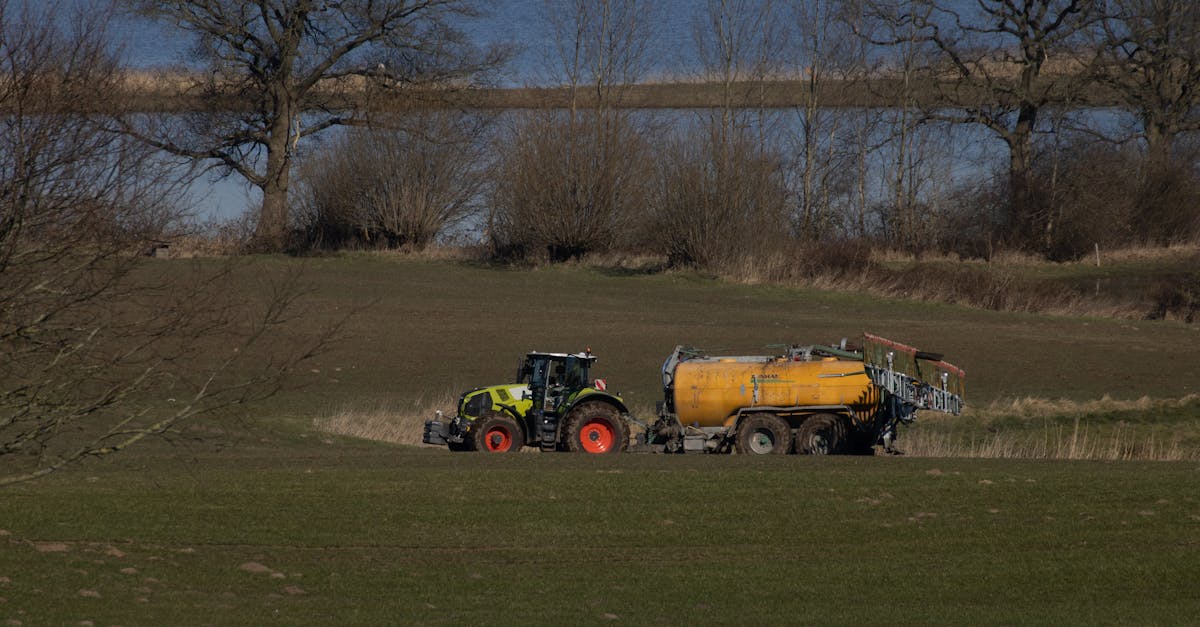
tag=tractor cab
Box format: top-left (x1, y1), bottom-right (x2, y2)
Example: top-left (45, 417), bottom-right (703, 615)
top-left (517, 352), bottom-right (596, 409)
top-left (516, 350), bottom-right (595, 396)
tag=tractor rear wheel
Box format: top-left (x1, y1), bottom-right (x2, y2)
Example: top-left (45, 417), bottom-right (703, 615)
top-left (735, 414), bottom-right (792, 454)
top-left (563, 402), bottom-right (628, 454)
top-left (471, 413), bottom-right (524, 453)
top-left (794, 413), bottom-right (846, 455)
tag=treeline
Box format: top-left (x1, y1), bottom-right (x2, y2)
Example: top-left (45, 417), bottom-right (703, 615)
top-left (289, 0), bottom-right (1200, 264)
top-left (3, 1), bottom-right (1199, 265)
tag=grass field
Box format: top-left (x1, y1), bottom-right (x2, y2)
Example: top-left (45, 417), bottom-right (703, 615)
top-left (3, 253), bottom-right (1199, 624)
top-left (245, 253), bottom-right (1200, 411)
top-left (4, 446), bottom-right (1199, 624)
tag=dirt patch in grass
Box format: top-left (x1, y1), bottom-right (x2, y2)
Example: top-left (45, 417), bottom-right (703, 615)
top-left (31, 543), bottom-right (70, 553)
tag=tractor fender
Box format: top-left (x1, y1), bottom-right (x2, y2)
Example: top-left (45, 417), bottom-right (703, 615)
top-left (494, 403), bottom-right (524, 421)
top-left (565, 391), bottom-right (629, 416)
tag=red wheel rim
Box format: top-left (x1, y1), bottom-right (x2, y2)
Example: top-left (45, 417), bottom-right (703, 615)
top-left (579, 419), bottom-right (616, 453)
top-left (484, 425), bottom-right (512, 452)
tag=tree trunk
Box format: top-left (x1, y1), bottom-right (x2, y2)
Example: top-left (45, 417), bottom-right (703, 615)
top-left (252, 107), bottom-right (295, 252)
top-left (1008, 104), bottom-right (1037, 248)
top-left (1144, 118), bottom-right (1174, 168)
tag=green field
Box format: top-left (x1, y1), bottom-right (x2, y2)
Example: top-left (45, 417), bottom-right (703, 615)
top-left (5, 448), bottom-right (1199, 624)
top-left (3, 254), bottom-right (1199, 624)
top-left (246, 254), bottom-right (1200, 411)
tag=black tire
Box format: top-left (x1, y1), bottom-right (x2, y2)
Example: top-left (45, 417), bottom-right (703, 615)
top-left (844, 431), bottom-right (877, 456)
top-left (563, 402), bottom-right (628, 454)
top-left (735, 414), bottom-right (792, 455)
top-left (470, 412), bottom-right (524, 453)
top-left (794, 413), bottom-right (846, 455)
top-left (447, 440), bottom-right (475, 452)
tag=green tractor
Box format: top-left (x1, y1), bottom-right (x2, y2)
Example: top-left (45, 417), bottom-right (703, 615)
top-left (423, 351), bottom-right (631, 453)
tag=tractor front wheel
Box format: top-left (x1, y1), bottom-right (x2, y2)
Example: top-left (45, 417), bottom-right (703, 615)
top-left (471, 413), bottom-right (524, 453)
top-left (794, 413), bottom-right (846, 455)
top-left (564, 402), bottom-right (628, 454)
top-left (735, 414), bottom-right (792, 454)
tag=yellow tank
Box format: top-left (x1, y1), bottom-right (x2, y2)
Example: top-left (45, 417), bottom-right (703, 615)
top-left (671, 356), bottom-right (880, 428)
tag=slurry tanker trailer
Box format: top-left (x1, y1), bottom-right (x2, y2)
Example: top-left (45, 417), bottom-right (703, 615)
top-left (423, 334), bottom-right (965, 455)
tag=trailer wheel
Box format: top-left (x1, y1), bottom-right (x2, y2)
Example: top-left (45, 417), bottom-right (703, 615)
top-left (471, 413), bottom-right (524, 453)
top-left (735, 414), bottom-right (791, 455)
top-left (564, 402), bottom-right (628, 454)
top-left (795, 413), bottom-right (845, 455)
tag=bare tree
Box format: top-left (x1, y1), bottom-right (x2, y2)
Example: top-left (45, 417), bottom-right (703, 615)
top-left (545, 0), bottom-right (654, 118)
top-left (489, 112), bottom-right (652, 261)
top-left (857, 0), bottom-right (941, 249)
top-left (643, 0), bottom-right (791, 269)
top-left (650, 128), bottom-right (790, 269)
top-left (1, 1), bottom-right (332, 485)
top-left (878, 0), bottom-right (1103, 251)
top-left (294, 112), bottom-right (490, 250)
top-left (832, 0), bottom-right (889, 239)
top-left (121, 0), bottom-right (507, 252)
top-left (693, 0), bottom-right (786, 147)
top-left (1097, 0), bottom-right (1200, 164)
top-left (789, 0), bottom-right (859, 240)
top-left (489, 0), bottom-right (656, 262)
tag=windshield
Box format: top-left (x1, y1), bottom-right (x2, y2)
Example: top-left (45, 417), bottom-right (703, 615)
top-left (559, 356), bottom-right (589, 388)
top-left (518, 355), bottom-right (593, 389)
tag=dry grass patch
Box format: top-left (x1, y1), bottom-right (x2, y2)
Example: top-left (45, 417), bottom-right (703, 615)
top-left (977, 394), bottom-right (1199, 418)
top-left (713, 245), bottom-right (1180, 321)
top-left (313, 391), bottom-right (459, 447)
top-left (903, 394), bottom-right (1200, 461)
top-left (870, 243), bottom-right (1200, 267)
top-left (905, 419), bottom-right (1197, 461)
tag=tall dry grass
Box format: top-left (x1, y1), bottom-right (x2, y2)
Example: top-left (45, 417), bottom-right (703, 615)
top-left (904, 419), bottom-right (1197, 461)
top-left (902, 395), bottom-right (1200, 461)
top-left (312, 391), bottom-right (459, 447)
top-left (710, 244), bottom-right (1178, 321)
top-left (978, 394), bottom-right (1198, 418)
top-left (338, 244), bottom-right (488, 262)
top-left (879, 244), bottom-right (1200, 266)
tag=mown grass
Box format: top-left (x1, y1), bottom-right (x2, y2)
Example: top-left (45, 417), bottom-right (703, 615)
top-left (3, 447), bottom-right (1199, 624)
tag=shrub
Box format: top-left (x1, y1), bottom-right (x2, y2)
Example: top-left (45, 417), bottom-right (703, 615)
top-left (1148, 272), bottom-right (1200, 323)
top-left (293, 113), bottom-right (489, 252)
top-left (488, 112), bottom-right (653, 263)
top-left (648, 128), bottom-right (790, 269)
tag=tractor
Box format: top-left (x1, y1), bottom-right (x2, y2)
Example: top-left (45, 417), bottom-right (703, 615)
top-left (423, 350), bottom-right (631, 453)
